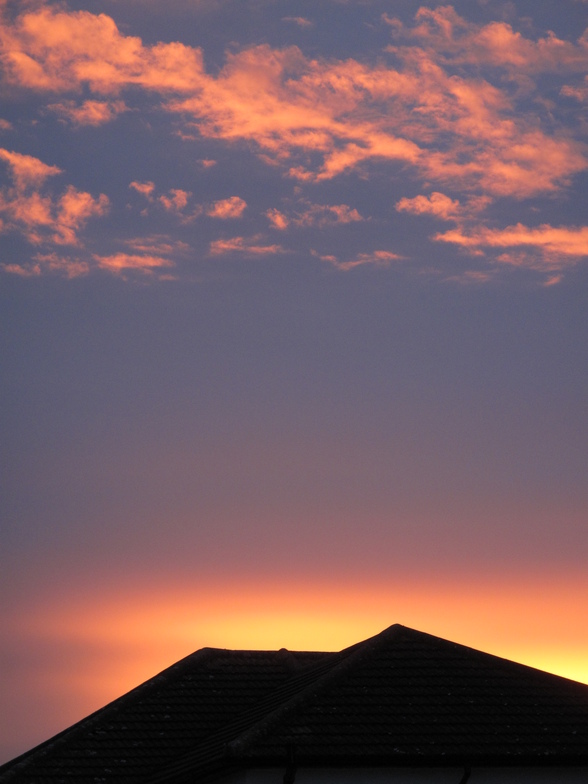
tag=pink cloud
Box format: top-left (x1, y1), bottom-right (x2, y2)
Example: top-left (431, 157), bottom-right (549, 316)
top-left (444, 269), bottom-right (495, 285)
top-left (561, 77), bottom-right (588, 102)
top-left (435, 223), bottom-right (588, 274)
top-left (129, 181), bottom-right (155, 200)
top-left (94, 253), bottom-right (175, 275)
top-left (386, 6), bottom-right (588, 75)
top-left (0, 6), bottom-right (205, 94)
top-left (396, 192), bottom-right (462, 221)
top-left (209, 235), bottom-right (285, 256)
top-left (2, 251), bottom-right (91, 278)
top-left (0, 148), bottom-right (108, 247)
top-left (53, 186), bottom-right (109, 245)
top-left (321, 249), bottom-right (404, 271)
top-left (124, 236), bottom-right (190, 256)
top-left (0, 148), bottom-right (61, 190)
top-left (267, 202), bottom-right (363, 230)
top-left (295, 203), bottom-right (363, 227)
top-left (2, 4), bottom-right (586, 202)
top-left (266, 208), bottom-right (290, 230)
top-left (206, 196), bottom-right (247, 219)
top-left (282, 17), bottom-right (313, 29)
top-left (48, 99), bottom-right (127, 126)
top-left (159, 189), bottom-right (191, 213)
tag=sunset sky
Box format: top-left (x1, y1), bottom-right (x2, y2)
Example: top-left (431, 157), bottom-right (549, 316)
top-left (2, 0), bottom-right (588, 765)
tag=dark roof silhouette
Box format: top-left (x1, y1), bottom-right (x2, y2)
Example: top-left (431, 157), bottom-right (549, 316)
top-left (2, 624), bottom-right (588, 783)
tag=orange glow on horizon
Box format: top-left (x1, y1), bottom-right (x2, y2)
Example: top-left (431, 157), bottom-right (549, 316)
top-left (3, 573), bottom-right (587, 765)
top-left (11, 574), bottom-right (588, 698)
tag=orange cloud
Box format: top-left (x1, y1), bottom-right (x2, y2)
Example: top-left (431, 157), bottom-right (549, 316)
top-left (386, 6), bottom-right (588, 76)
top-left (266, 208), bottom-right (290, 230)
top-left (129, 181), bottom-right (155, 200)
top-left (48, 99), bottom-right (127, 126)
top-left (435, 223), bottom-right (588, 273)
top-left (282, 17), bottom-right (313, 29)
top-left (2, 4), bottom-right (586, 201)
top-left (321, 249), bottom-right (404, 271)
top-left (206, 195), bottom-right (247, 219)
top-left (0, 147), bottom-right (61, 190)
top-left (94, 252), bottom-right (175, 275)
top-left (396, 192), bottom-right (462, 221)
top-left (159, 188), bottom-right (190, 213)
top-left (124, 236), bottom-right (190, 256)
top-left (0, 149), bottom-right (108, 248)
top-left (209, 235), bottom-right (285, 256)
top-left (53, 186), bottom-right (109, 245)
top-left (0, 6), bottom-right (205, 94)
top-left (2, 251), bottom-right (91, 278)
top-left (267, 201), bottom-right (363, 230)
top-left (296, 202), bottom-right (363, 227)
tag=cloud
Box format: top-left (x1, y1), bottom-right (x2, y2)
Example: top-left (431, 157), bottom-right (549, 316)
top-left (0, 5), bottom-right (205, 93)
top-left (396, 192), bottom-right (462, 222)
top-left (266, 208), bottom-right (289, 230)
top-left (319, 249), bottom-right (404, 271)
top-left (435, 223), bottom-right (588, 274)
top-left (385, 6), bottom-right (588, 76)
top-left (206, 196), bottom-right (247, 219)
top-left (124, 235), bottom-right (190, 256)
top-left (2, 250), bottom-right (93, 278)
top-left (0, 148), bottom-right (108, 247)
top-left (267, 202), bottom-right (363, 229)
top-left (94, 252), bottom-right (175, 276)
top-left (159, 189), bottom-right (191, 213)
top-left (168, 36), bottom-right (586, 196)
top-left (561, 77), bottom-right (588, 102)
top-left (129, 181), bottom-right (155, 200)
top-left (48, 99), bottom-right (127, 126)
top-left (282, 17), bottom-right (313, 28)
top-left (0, 148), bottom-right (61, 190)
top-left (53, 186), bottom-right (109, 245)
top-left (295, 202), bottom-right (363, 227)
top-left (2, 4), bottom-right (586, 201)
top-left (444, 269), bottom-right (495, 285)
top-left (209, 235), bottom-right (285, 256)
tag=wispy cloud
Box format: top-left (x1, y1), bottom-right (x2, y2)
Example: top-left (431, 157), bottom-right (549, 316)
top-left (47, 99), bottom-right (127, 127)
top-left (282, 17), bottom-right (313, 29)
top-left (94, 252), bottom-right (175, 277)
top-left (318, 249), bottom-right (404, 271)
top-left (435, 223), bottom-right (588, 274)
top-left (267, 201), bottom-right (363, 229)
top-left (209, 235), bottom-right (285, 256)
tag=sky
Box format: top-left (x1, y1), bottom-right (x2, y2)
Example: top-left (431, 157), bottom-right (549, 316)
top-left (1, 0), bottom-right (588, 765)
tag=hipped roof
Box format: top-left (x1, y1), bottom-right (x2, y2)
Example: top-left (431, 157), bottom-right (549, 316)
top-left (2, 624), bottom-right (588, 783)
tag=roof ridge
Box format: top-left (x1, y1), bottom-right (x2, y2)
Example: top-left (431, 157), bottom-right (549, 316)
top-left (146, 624), bottom-right (407, 784)
top-left (0, 646), bottom-right (218, 782)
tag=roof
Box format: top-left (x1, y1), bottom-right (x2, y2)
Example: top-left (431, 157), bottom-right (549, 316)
top-left (2, 624), bottom-right (588, 783)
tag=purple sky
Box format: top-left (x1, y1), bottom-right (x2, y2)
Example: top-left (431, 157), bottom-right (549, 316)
top-left (1, 0), bottom-right (588, 765)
